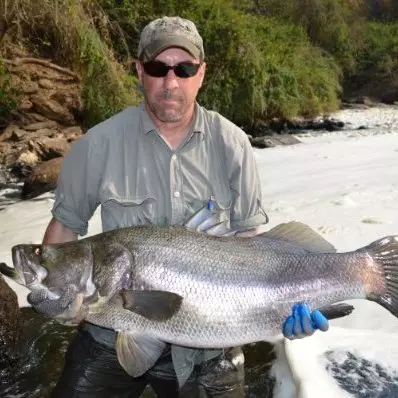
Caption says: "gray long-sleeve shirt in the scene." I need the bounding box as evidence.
[53,103,268,236]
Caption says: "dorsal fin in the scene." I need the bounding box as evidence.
[262,221,336,253]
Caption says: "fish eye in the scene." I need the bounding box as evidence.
[34,247,41,256]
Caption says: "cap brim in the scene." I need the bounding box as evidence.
[140,36,202,61]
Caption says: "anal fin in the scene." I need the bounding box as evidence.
[116,332,166,377]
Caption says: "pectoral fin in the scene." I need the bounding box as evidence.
[121,289,183,321]
[116,332,166,377]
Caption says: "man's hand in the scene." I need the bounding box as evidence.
[282,303,329,340]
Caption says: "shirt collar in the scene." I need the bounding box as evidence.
[139,102,206,135]
[139,103,157,134]
[192,102,206,135]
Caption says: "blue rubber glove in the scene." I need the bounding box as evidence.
[282,303,329,340]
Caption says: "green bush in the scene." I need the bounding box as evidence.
[99,0,340,125]
[1,0,140,127]
[357,22,398,82]
[248,0,365,74]
[6,0,395,127]
[74,14,139,126]
[0,61,19,123]
[184,1,340,124]
[97,0,157,59]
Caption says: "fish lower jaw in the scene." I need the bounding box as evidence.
[28,282,60,298]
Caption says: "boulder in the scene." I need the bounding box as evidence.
[38,79,55,89]
[9,129,25,142]
[286,118,345,132]
[0,167,6,184]
[31,95,75,125]
[26,112,48,122]
[61,126,83,141]
[21,157,63,199]
[247,116,345,137]
[19,98,33,111]
[24,120,58,131]
[0,275,21,367]
[341,102,369,110]
[9,163,34,180]
[16,150,40,166]
[250,136,276,149]
[249,134,301,149]
[272,134,301,145]
[28,137,70,161]
[0,125,22,142]
[0,142,12,165]
[21,81,39,95]
[34,128,58,138]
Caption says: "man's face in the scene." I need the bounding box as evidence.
[136,47,206,123]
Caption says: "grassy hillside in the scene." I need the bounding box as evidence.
[0,0,397,128]
[0,0,140,127]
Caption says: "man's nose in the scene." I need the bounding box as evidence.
[163,70,179,89]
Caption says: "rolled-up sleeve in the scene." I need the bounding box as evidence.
[228,136,268,231]
[52,134,102,236]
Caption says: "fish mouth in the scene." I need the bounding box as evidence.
[0,247,28,285]
[11,245,47,288]
[0,262,19,280]
[11,246,25,284]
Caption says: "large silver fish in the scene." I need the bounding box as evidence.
[1,211,398,382]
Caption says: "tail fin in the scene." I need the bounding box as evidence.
[364,236,398,317]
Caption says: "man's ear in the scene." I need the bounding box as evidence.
[199,62,206,87]
[136,61,144,85]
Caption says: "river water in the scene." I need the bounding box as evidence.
[0,309,276,397]
[0,180,21,211]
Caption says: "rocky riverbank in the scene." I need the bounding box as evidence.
[0,55,84,201]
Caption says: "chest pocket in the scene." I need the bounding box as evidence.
[101,194,157,231]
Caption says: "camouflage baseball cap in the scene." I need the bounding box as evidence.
[138,16,204,61]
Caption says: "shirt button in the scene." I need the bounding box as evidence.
[173,191,180,198]
[171,154,177,161]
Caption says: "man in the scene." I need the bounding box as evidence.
[45,16,328,397]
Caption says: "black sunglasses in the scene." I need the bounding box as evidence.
[142,60,201,78]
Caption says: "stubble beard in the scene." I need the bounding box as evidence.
[146,90,188,123]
